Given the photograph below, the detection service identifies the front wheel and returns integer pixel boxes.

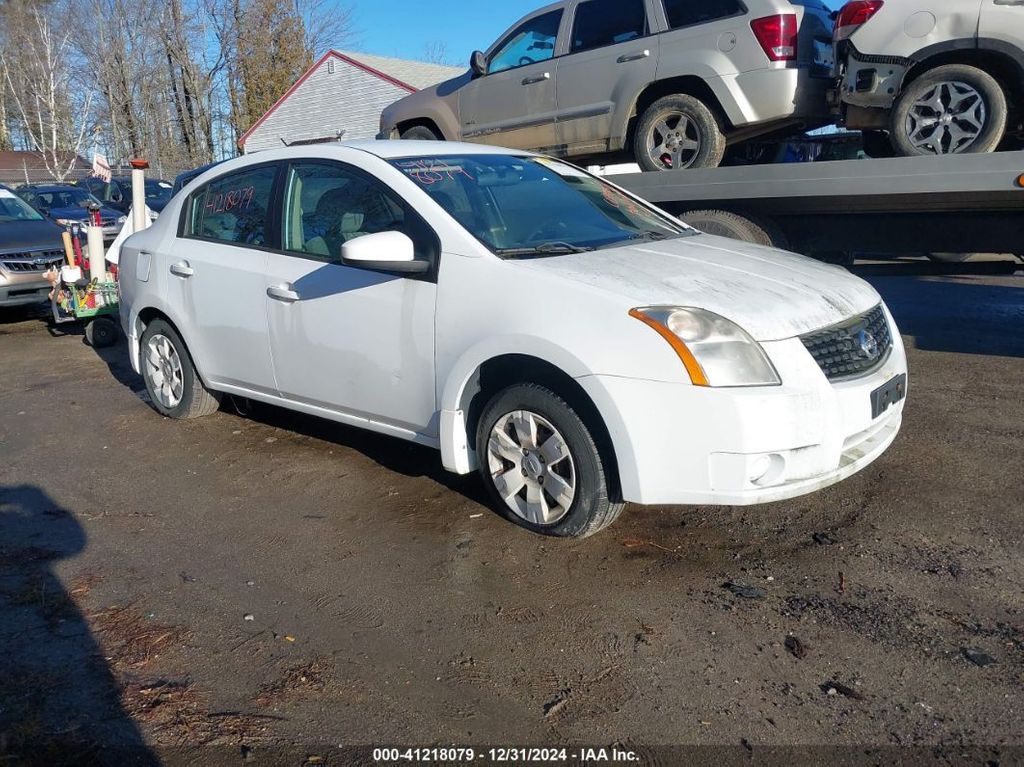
[476,384,624,538]
[890,64,1008,156]
[634,94,726,172]
[400,125,441,141]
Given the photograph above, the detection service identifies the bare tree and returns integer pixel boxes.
[423,41,452,66]
[0,86,11,152]
[0,4,93,181]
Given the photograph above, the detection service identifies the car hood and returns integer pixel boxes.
[513,234,882,342]
[0,218,65,252]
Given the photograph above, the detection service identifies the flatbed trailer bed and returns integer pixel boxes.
[612,151,1024,260]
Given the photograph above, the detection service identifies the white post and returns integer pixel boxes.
[131,166,147,232]
[87,225,107,285]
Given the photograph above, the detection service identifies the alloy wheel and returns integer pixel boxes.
[145,333,184,409]
[646,112,703,170]
[905,81,987,155]
[486,410,576,526]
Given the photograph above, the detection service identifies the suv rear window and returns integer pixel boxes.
[663,0,746,29]
[572,0,646,53]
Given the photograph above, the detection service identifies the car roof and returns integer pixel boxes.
[345,139,532,160]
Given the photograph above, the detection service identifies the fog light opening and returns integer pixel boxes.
[750,453,786,486]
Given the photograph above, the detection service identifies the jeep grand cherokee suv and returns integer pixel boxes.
[0,185,66,309]
[834,0,1024,156]
[379,0,835,171]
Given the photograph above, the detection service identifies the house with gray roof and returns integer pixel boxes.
[238,51,463,154]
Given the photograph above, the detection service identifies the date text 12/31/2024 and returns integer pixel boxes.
[371,747,640,762]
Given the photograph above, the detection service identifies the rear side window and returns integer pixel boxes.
[187,166,276,247]
[663,0,746,29]
[572,0,647,53]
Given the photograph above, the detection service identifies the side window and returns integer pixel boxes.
[572,0,646,53]
[281,162,435,264]
[187,165,276,246]
[663,0,745,29]
[488,10,562,74]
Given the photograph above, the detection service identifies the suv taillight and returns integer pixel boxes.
[833,1,884,41]
[751,14,798,62]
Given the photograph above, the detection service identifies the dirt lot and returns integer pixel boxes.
[1,263,1023,763]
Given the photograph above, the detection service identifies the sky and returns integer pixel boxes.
[348,0,838,65]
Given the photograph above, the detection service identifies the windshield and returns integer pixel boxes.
[0,188,45,222]
[146,180,173,203]
[34,188,102,209]
[390,154,692,255]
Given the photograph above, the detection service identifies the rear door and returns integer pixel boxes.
[170,163,279,396]
[458,8,565,152]
[555,0,658,155]
[979,0,1024,57]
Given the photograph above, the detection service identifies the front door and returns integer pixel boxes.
[458,8,564,152]
[979,0,1023,59]
[169,163,278,395]
[264,161,437,437]
[556,0,657,156]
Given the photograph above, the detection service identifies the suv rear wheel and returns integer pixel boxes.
[890,64,1008,156]
[635,94,727,172]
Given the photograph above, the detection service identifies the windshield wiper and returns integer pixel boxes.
[495,241,594,258]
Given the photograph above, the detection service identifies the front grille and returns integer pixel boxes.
[0,250,66,273]
[801,305,893,381]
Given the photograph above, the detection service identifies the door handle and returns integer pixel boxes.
[521,72,551,85]
[170,262,193,278]
[267,285,300,303]
[617,50,651,63]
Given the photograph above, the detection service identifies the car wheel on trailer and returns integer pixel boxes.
[476,383,624,539]
[635,95,726,172]
[400,125,441,141]
[890,64,1008,157]
[682,209,781,248]
[140,319,221,420]
[84,317,118,348]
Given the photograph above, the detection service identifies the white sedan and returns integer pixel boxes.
[118,141,908,538]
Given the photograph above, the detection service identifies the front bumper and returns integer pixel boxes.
[579,311,908,506]
[0,279,50,307]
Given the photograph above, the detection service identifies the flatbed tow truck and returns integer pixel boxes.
[608,150,1024,263]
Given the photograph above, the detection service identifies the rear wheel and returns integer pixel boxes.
[635,95,726,172]
[476,384,624,538]
[890,64,1008,156]
[140,319,220,419]
[85,317,118,348]
[400,125,441,141]
[682,209,778,247]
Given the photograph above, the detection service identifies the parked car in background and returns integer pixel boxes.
[172,161,226,196]
[0,184,66,308]
[118,141,907,538]
[81,175,174,218]
[16,184,126,242]
[379,0,835,171]
[833,0,1024,156]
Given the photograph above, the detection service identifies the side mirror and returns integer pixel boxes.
[341,231,430,274]
[470,50,487,77]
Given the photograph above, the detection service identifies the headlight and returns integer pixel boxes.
[117,215,128,226]
[630,307,781,387]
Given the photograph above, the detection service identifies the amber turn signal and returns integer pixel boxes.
[629,308,710,387]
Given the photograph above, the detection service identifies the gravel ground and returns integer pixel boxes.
[1,265,1022,764]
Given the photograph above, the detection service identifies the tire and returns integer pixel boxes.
[890,64,1008,156]
[682,209,774,247]
[635,94,726,172]
[140,319,220,419]
[476,384,624,539]
[85,317,118,348]
[400,125,441,141]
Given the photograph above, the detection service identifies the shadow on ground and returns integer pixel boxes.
[0,485,156,765]
[864,273,1024,358]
